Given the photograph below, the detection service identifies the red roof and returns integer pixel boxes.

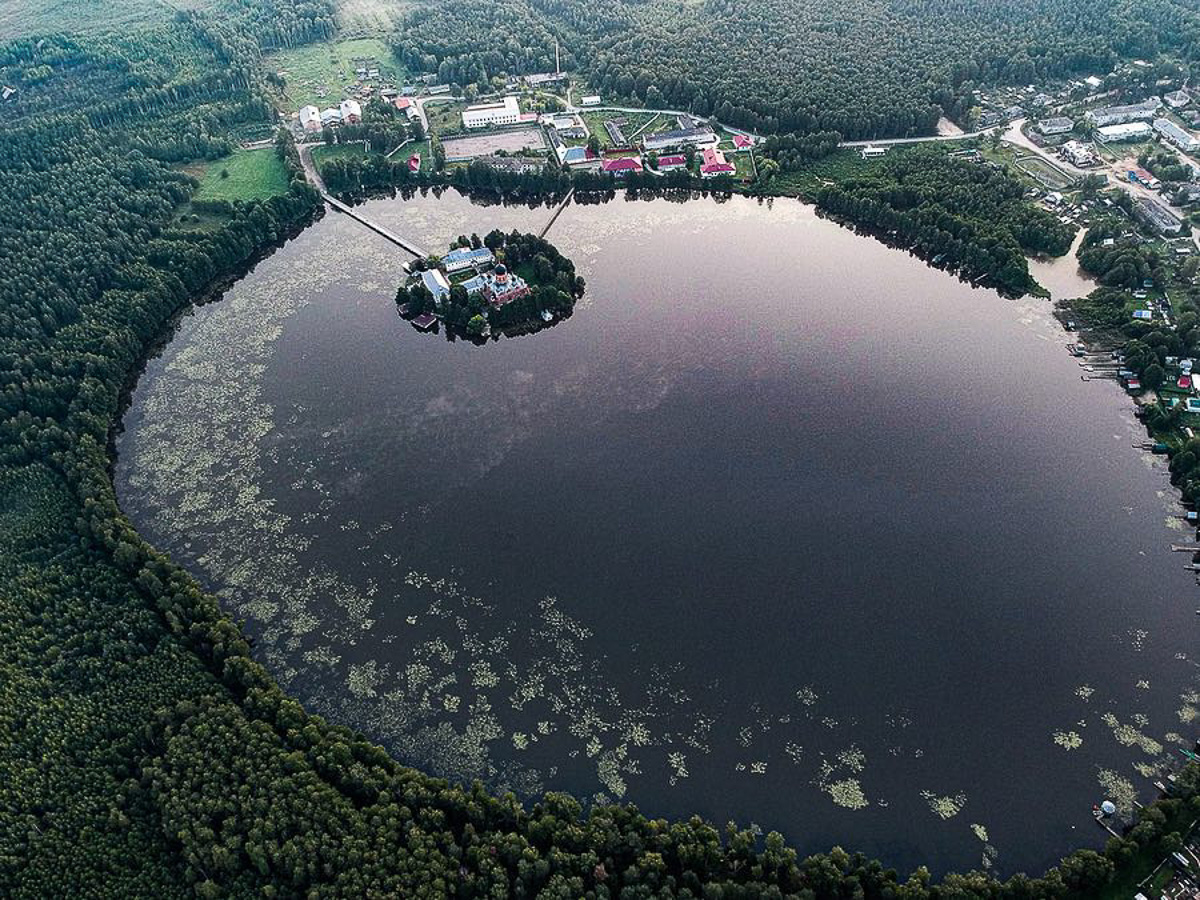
[393,97,412,110]
[700,145,735,175]
[733,134,752,148]
[1181,374,1192,389]
[657,154,686,167]
[602,157,643,173]
[407,154,421,172]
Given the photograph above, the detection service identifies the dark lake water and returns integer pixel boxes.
[115,189,1200,877]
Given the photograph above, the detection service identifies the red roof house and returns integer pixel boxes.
[657,154,687,170]
[601,156,644,175]
[407,154,421,173]
[732,134,753,149]
[699,146,736,178]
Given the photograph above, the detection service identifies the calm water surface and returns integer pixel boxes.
[116,190,1200,876]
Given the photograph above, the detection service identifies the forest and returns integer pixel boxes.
[813,147,1076,297]
[393,0,1200,139]
[0,0,1198,896]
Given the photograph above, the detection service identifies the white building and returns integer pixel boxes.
[1096,121,1153,142]
[319,107,341,127]
[1060,140,1097,167]
[1165,90,1191,109]
[580,95,601,106]
[859,146,888,159]
[1037,117,1074,135]
[462,96,521,129]
[1154,118,1200,153]
[339,98,362,124]
[420,269,451,302]
[299,105,321,132]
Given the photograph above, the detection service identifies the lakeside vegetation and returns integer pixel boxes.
[0,0,1198,896]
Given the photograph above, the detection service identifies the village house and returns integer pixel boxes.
[319,107,342,127]
[299,105,321,132]
[656,154,687,171]
[407,154,421,174]
[601,157,644,176]
[580,95,601,106]
[544,113,587,139]
[1166,90,1191,109]
[392,97,420,120]
[462,96,521,129]
[732,134,755,150]
[859,145,888,159]
[339,98,362,124]
[699,146,736,178]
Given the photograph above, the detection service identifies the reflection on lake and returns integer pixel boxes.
[115,189,1200,876]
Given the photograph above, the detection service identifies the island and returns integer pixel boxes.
[396,230,585,340]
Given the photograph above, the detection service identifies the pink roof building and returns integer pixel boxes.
[699,146,736,178]
[732,134,753,149]
[393,97,412,110]
[601,157,644,175]
[657,154,687,169]
[407,154,421,173]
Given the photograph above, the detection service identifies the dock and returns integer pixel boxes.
[1171,544,1200,552]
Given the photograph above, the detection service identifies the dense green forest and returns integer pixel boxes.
[393,0,1200,138]
[1,0,1198,896]
[813,148,1075,296]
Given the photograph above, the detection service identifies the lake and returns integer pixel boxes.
[115,188,1200,877]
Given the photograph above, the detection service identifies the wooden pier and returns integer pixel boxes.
[1171,544,1200,552]
[323,193,429,258]
[538,187,575,240]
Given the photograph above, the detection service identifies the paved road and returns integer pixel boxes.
[839,127,998,148]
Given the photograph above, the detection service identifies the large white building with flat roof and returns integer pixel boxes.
[1097,121,1153,142]
[462,96,521,129]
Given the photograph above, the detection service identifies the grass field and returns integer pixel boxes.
[266,38,404,110]
[0,0,214,38]
[336,0,415,36]
[762,149,882,198]
[311,143,369,166]
[425,100,470,137]
[193,149,291,202]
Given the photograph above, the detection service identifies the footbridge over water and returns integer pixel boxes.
[298,142,429,259]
